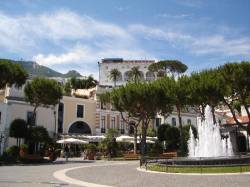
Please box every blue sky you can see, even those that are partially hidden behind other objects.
[0,0,249,78]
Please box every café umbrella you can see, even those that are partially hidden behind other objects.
[56,138,89,144]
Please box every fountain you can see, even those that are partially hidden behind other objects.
[188,106,234,157]
[155,105,250,166]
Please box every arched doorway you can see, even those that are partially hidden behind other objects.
[68,121,92,134]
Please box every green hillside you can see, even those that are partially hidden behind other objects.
[1,59,82,78]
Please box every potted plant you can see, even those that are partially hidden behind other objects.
[19,144,28,158]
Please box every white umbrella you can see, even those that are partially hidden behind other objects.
[116,135,134,142]
[137,136,158,141]
[86,135,105,142]
[128,139,155,144]
[56,138,89,144]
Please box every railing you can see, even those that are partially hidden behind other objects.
[140,155,250,174]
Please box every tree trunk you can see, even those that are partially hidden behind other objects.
[134,126,137,154]
[140,118,147,157]
[211,106,217,124]
[223,98,249,135]
[177,105,184,156]
[243,104,250,135]
[31,105,38,126]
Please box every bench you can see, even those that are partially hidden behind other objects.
[123,153,140,160]
[159,152,177,159]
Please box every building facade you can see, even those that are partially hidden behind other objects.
[0,85,57,154]
[98,58,156,87]
[58,96,96,136]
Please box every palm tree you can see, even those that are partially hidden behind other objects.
[128,66,143,83]
[109,68,121,87]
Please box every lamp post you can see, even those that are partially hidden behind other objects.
[0,133,5,155]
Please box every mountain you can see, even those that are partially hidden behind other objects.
[3,59,82,78]
[63,70,82,78]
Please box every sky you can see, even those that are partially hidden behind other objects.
[0,0,249,78]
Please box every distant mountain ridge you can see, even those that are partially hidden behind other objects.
[1,59,82,78]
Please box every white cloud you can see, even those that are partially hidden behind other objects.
[0,10,152,77]
[0,8,249,78]
[129,24,250,57]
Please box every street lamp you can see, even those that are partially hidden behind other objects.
[0,133,5,155]
[54,109,57,138]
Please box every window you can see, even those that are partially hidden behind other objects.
[77,105,84,118]
[120,120,125,134]
[27,111,36,126]
[120,119,124,130]
[172,118,176,126]
[111,117,115,128]
[187,119,192,125]
[155,118,161,127]
[57,103,64,133]
[101,116,105,133]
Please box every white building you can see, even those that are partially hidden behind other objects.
[98,58,156,86]
[156,109,198,128]
[0,85,57,154]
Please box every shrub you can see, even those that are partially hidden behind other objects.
[20,144,28,152]
[85,144,97,153]
[5,145,20,161]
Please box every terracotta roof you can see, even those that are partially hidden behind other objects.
[226,116,249,125]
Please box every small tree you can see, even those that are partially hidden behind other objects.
[101,129,118,157]
[26,126,51,153]
[9,119,27,146]
[104,82,173,158]
[24,77,63,126]
[128,66,143,83]
[219,62,250,134]
[148,60,187,78]
[109,68,122,87]
[0,59,28,89]
[157,124,180,152]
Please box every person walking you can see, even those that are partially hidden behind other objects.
[64,145,70,162]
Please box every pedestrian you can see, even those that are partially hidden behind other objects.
[64,145,70,162]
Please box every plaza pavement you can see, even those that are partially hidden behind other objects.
[0,158,249,187]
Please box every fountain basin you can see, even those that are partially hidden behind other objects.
[156,156,250,166]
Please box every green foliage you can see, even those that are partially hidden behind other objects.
[157,124,169,141]
[148,140,163,155]
[0,59,28,89]
[157,124,180,151]
[24,77,63,109]
[85,143,97,153]
[9,119,27,139]
[27,126,51,143]
[109,68,122,87]
[63,81,72,96]
[128,66,144,83]
[182,125,197,155]
[9,119,28,146]
[147,127,156,137]
[70,76,97,90]
[20,144,28,152]
[100,129,118,157]
[5,145,20,161]
[148,60,188,78]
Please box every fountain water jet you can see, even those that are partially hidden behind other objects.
[188,105,234,157]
